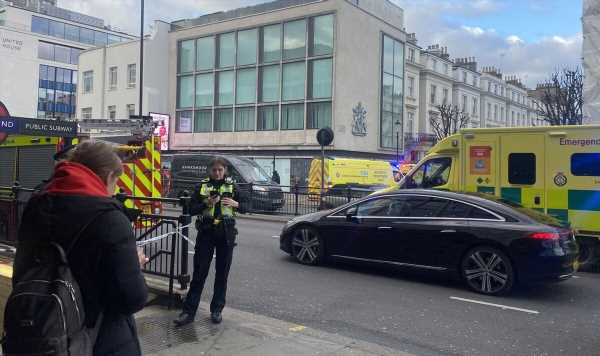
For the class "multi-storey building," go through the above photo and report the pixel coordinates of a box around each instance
[417,45,454,134]
[452,57,481,128]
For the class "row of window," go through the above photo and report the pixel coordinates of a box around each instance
[177,58,332,109]
[484,102,529,123]
[176,101,331,133]
[178,14,334,74]
[37,65,77,119]
[486,80,528,105]
[38,41,82,65]
[107,64,137,90]
[508,152,600,184]
[105,104,136,119]
[380,34,405,149]
[31,15,130,47]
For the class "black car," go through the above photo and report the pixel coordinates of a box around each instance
[279,189,578,295]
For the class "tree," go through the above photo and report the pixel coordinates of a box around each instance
[535,66,583,125]
[430,104,470,140]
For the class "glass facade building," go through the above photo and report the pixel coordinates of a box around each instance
[31,15,130,46]
[380,34,404,149]
[175,14,334,133]
[38,64,77,119]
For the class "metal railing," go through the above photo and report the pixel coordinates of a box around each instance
[0,183,35,244]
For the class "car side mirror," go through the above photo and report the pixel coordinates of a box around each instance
[346,207,359,223]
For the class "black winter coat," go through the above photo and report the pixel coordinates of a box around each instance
[13,162,148,356]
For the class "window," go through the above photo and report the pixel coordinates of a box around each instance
[406,111,414,134]
[488,82,491,92]
[357,197,394,217]
[108,66,117,90]
[462,95,467,112]
[430,85,437,104]
[236,68,257,104]
[49,20,65,39]
[81,107,92,119]
[408,48,415,62]
[70,48,80,65]
[444,63,448,75]
[194,110,212,132]
[177,76,193,108]
[237,29,258,66]
[218,32,235,68]
[463,71,467,83]
[31,16,49,35]
[472,98,477,116]
[179,40,195,73]
[494,84,498,95]
[108,105,116,119]
[260,65,280,102]
[405,157,452,189]
[214,108,233,131]
[403,197,448,218]
[176,111,193,132]
[83,71,93,93]
[439,200,471,218]
[196,36,215,70]
[235,107,255,131]
[408,77,414,97]
[38,42,54,61]
[283,20,306,60]
[571,153,600,176]
[261,24,281,63]
[258,105,279,130]
[487,103,491,120]
[472,77,477,87]
[501,107,505,122]
[127,104,135,118]
[311,14,334,56]
[54,45,70,64]
[282,62,305,101]
[281,103,304,130]
[380,34,404,149]
[508,153,536,185]
[442,88,449,105]
[80,28,94,45]
[108,34,121,45]
[217,71,234,105]
[195,73,214,107]
[383,36,394,73]
[310,58,332,99]
[307,102,331,129]
[493,105,498,120]
[127,64,136,88]
[94,31,108,46]
[432,59,437,72]
[501,87,504,96]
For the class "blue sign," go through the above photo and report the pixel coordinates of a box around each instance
[0,117,78,137]
[0,117,18,134]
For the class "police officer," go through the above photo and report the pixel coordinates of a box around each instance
[174,157,244,326]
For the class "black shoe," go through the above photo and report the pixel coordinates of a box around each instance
[174,312,194,327]
[210,311,222,324]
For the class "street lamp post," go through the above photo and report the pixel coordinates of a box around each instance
[138,0,144,121]
[395,120,401,163]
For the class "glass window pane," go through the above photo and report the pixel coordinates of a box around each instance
[218,32,235,68]
[176,111,193,132]
[307,102,331,129]
[382,73,393,112]
[508,153,536,185]
[260,65,280,102]
[177,76,194,108]
[283,20,306,60]
[108,34,121,45]
[312,14,334,56]
[38,42,54,61]
[49,20,65,39]
[282,62,305,101]
[65,24,79,42]
[195,73,214,107]
[70,48,80,65]
[31,16,49,35]
[383,36,394,74]
[94,31,108,46]
[215,108,233,132]
[262,24,281,63]
[237,29,258,66]
[80,28,94,45]
[394,40,404,77]
[381,110,393,148]
[196,36,215,70]
[393,76,403,113]
[235,107,255,131]
[281,103,304,130]
[54,45,70,64]
[194,110,212,132]
[179,40,195,73]
[258,105,279,130]
[236,68,257,104]
[571,153,600,176]
[217,71,234,105]
[310,58,332,99]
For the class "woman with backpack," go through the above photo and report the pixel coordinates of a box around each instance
[7,140,148,356]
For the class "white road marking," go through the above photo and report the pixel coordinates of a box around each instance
[572,275,581,279]
[272,235,280,239]
[450,296,540,315]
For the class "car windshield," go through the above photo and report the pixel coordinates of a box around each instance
[464,192,569,228]
[234,160,272,183]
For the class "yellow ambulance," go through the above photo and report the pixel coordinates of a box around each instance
[396,125,600,269]
[308,157,394,195]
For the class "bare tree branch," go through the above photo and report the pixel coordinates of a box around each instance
[430,104,470,140]
[535,66,583,125]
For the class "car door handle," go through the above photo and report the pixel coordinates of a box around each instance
[377,226,392,230]
[440,229,456,233]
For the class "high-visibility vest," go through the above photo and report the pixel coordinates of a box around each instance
[199,179,235,218]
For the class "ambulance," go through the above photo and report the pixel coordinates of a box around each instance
[396,126,600,269]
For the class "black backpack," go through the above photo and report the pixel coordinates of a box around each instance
[2,215,103,356]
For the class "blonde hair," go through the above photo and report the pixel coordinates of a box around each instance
[68,140,123,182]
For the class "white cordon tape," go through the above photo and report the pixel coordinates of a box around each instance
[136,223,194,248]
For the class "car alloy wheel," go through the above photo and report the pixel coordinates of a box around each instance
[462,247,514,295]
[291,227,322,265]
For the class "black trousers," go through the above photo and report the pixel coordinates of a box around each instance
[183,226,235,316]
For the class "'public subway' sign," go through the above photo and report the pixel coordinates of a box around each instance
[0,117,78,137]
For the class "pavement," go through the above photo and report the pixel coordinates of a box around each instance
[136,303,411,356]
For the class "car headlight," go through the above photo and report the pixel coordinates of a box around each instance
[253,186,267,192]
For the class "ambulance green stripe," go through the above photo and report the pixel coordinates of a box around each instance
[568,190,600,212]
[501,187,521,205]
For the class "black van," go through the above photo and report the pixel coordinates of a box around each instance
[170,154,284,212]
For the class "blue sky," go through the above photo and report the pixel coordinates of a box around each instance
[60,0,583,87]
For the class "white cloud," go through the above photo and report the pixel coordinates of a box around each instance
[506,35,524,45]
[462,26,486,36]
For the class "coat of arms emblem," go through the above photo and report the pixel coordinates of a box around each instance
[352,102,367,136]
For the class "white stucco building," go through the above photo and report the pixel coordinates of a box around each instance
[452,57,481,128]
[418,45,454,136]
